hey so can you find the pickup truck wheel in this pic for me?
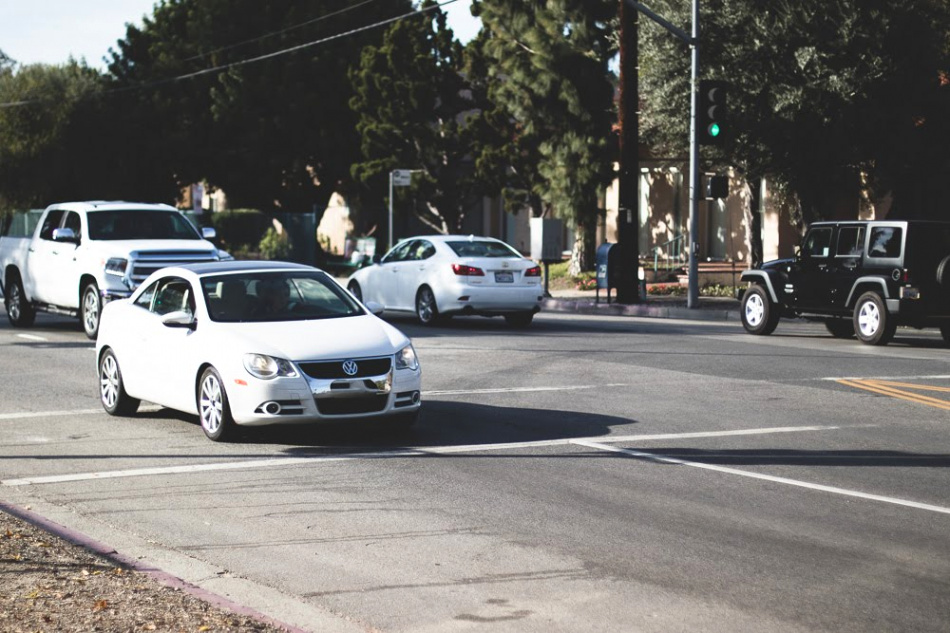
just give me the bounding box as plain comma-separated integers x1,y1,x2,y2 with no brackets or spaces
824,319,855,338
853,291,896,345
81,283,101,339
740,285,779,335
4,274,35,327
198,367,236,442
98,349,140,416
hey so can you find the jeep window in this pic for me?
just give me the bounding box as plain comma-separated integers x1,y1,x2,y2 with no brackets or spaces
836,226,865,257
803,227,833,258
87,210,202,241
868,227,902,258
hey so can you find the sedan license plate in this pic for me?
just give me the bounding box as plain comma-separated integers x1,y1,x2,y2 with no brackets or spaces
494,271,514,283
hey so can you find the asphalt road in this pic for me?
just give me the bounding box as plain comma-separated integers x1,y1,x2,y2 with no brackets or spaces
1,308,948,633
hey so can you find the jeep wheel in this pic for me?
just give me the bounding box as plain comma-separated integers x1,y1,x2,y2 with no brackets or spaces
853,292,896,346
740,285,779,335
824,319,854,339
937,255,950,288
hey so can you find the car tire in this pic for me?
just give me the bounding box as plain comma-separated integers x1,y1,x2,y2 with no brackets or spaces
198,367,236,442
81,282,101,340
347,281,363,302
824,319,855,339
936,255,950,288
4,273,35,328
504,312,534,328
98,349,140,416
415,286,441,325
740,285,779,335
853,291,896,346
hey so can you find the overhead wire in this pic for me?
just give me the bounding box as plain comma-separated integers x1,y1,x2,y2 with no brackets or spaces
0,0,460,109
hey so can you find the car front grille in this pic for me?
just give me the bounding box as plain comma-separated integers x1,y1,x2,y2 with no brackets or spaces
299,357,392,379
130,250,218,285
316,395,389,415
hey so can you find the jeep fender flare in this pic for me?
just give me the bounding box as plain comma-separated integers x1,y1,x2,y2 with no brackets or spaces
740,271,780,304
845,277,890,308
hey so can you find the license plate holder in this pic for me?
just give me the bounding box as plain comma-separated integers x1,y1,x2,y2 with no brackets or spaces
494,272,514,283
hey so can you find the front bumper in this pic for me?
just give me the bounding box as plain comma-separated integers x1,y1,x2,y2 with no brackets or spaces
226,364,422,427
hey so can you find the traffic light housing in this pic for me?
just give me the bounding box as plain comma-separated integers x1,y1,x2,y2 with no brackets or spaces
699,80,727,145
706,174,729,200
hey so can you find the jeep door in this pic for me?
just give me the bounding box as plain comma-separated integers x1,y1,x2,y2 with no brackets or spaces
790,225,834,309
827,224,865,311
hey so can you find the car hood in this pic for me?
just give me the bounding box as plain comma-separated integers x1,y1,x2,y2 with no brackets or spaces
89,239,218,258
212,313,410,361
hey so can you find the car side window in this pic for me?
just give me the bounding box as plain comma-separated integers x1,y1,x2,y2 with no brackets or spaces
868,227,902,258
38,210,66,241
152,278,195,317
60,211,82,242
134,281,160,310
835,226,864,257
803,227,833,258
416,240,436,260
382,240,414,264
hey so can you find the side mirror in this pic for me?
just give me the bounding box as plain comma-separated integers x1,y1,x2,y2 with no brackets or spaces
364,301,385,316
162,310,196,329
201,227,217,240
52,227,78,244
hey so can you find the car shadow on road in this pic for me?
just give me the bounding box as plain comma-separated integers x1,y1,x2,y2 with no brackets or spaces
605,447,950,468
242,400,633,452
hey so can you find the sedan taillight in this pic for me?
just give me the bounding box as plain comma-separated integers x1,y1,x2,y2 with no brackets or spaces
524,266,542,277
452,264,485,276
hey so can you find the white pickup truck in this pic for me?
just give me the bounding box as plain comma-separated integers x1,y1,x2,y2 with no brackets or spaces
0,201,231,338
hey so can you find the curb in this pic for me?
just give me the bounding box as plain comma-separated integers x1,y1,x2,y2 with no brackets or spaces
542,297,741,321
0,500,310,633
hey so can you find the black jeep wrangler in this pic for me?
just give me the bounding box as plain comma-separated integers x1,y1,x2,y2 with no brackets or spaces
740,220,950,345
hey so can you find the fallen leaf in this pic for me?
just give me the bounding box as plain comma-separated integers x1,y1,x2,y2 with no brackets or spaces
93,599,108,612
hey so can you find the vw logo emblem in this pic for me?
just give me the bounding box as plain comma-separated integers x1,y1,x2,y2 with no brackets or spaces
342,360,359,376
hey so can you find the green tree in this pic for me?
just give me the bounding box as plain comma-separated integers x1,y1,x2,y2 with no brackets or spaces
349,0,479,237
0,54,103,209
639,0,950,232
473,0,617,273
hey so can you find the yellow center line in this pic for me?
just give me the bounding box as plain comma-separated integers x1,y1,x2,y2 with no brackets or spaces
837,379,950,411
868,380,950,394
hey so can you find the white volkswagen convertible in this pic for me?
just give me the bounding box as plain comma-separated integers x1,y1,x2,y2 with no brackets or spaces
95,261,422,441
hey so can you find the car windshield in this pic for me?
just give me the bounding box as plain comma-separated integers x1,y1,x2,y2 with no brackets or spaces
87,210,201,241
201,271,364,323
446,240,520,258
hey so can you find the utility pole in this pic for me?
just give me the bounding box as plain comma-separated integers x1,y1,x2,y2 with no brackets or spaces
616,0,640,304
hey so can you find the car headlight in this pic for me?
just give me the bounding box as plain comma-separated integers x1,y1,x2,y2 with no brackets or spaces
395,344,419,371
243,354,298,380
104,258,128,277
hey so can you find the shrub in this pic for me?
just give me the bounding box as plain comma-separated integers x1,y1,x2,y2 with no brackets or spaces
210,209,272,253
258,227,293,260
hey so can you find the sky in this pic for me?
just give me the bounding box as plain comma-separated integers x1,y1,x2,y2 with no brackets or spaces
0,0,480,69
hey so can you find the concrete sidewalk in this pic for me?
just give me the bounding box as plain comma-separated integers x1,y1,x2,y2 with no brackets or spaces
543,288,742,321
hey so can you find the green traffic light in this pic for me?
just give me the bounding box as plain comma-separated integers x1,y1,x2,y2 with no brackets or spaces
709,123,721,137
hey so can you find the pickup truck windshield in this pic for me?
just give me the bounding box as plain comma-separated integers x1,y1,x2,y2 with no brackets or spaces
87,210,201,241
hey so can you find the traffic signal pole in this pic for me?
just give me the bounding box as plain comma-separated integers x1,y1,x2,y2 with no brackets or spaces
616,0,640,304
624,0,701,308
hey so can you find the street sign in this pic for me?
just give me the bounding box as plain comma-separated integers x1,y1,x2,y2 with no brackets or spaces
392,170,412,186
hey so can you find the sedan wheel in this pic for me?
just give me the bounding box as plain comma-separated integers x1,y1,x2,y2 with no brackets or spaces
347,281,363,303
853,292,895,346
415,286,441,325
198,367,236,442
82,283,101,340
98,349,140,416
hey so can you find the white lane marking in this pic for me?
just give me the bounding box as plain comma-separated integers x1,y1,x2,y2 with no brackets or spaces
16,333,47,341
2,425,838,486
0,405,162,421
574,440,950,516
427,383,628,396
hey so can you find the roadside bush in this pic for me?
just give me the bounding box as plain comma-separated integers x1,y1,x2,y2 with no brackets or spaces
210,209,272,254
259,227,292,260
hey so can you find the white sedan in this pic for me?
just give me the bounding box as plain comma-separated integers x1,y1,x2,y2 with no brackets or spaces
346,235,544,326
96,261,422,441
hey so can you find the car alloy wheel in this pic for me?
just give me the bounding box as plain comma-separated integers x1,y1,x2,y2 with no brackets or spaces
98,349,140,416
82,283,101,339
740,285,779,335
198,367,235,442
5,275,35,327
416,286,440,325
853,292,895,346
744,292,765,327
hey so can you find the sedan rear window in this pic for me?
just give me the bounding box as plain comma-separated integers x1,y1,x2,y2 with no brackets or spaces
446,240,520,258
202,271,363,322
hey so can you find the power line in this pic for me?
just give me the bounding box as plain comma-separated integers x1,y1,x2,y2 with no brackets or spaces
0,0,460,109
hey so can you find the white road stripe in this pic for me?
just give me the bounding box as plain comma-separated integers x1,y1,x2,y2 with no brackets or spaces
15,333,47,341
1,425,839,486
573,440,950,516
0,405,161,421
